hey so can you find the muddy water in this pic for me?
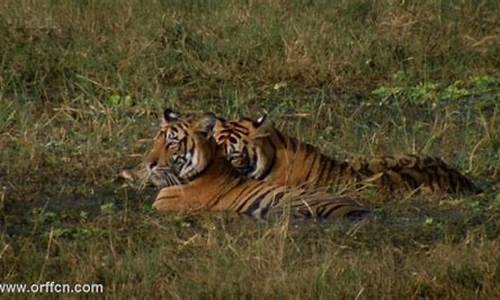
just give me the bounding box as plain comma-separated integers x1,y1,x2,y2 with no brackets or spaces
1,184,157,237
1,178,470,242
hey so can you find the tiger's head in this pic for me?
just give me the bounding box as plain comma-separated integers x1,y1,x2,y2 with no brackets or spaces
213,114,276,180
145,109,217,188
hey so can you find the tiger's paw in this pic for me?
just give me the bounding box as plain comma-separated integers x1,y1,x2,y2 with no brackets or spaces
152,198,172,212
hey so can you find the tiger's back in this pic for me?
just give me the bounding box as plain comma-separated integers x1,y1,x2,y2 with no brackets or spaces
213,116,481,195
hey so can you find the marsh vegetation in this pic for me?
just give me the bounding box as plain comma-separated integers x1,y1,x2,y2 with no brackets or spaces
1,0,499,298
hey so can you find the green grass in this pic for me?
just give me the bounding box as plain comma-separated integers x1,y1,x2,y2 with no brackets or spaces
1,0,499,298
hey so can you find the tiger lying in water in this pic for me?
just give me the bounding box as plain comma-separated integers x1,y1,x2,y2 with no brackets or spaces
212,114,481,194
145,109,370,220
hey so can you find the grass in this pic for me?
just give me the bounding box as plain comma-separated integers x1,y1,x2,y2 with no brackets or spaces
1,0,499,298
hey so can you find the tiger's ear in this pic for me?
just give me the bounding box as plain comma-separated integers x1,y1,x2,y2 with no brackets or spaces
253,113,268,128
213,116,227,132
162,108,180,124
253,113,272,138
194,112,217,138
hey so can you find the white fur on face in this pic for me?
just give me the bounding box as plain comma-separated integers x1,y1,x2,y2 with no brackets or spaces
248,146,267,179
178,138,208,180
179,150,194,179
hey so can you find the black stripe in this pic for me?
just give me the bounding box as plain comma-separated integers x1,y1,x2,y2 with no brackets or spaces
304,151,318,182
256,142,277,180
235,185,266,212
288,137,297,152
402,171,419,189
327,158,338,184
324,204,343,218
213,178,242,205
273,191,285,202
230,184,256,209
316,205,326,217
319,158,334,185
157,195,178,201
250,146,258,166
185,139,214,180
302,143,312,162
244,188,276,215
229,122,250,134
316,155,326,184
274,129,287,147
339,161,350,176
235,195,254,213
180,139,195,172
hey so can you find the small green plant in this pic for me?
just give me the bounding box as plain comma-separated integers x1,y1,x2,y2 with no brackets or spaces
371,86,403,104
468,200,484,215
143,202,154,215
408,82,440,103
100,203,116,215
494,194,500,211
469,75,498,93
372,75,498,105
107,95,133,108
441,81,470,100
80,211,89,221
32,208,59,225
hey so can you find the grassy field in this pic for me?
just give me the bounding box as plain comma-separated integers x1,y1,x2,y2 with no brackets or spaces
1,0,499,298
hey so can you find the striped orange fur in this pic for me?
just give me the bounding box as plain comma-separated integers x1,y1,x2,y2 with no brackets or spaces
213,115,481,194
144,110,370,220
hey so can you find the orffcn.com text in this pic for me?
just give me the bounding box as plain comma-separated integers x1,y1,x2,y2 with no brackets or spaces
0,282,104,294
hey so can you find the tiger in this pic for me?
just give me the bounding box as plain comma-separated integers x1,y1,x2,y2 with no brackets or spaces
212,114,482,195
144,109,370,220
